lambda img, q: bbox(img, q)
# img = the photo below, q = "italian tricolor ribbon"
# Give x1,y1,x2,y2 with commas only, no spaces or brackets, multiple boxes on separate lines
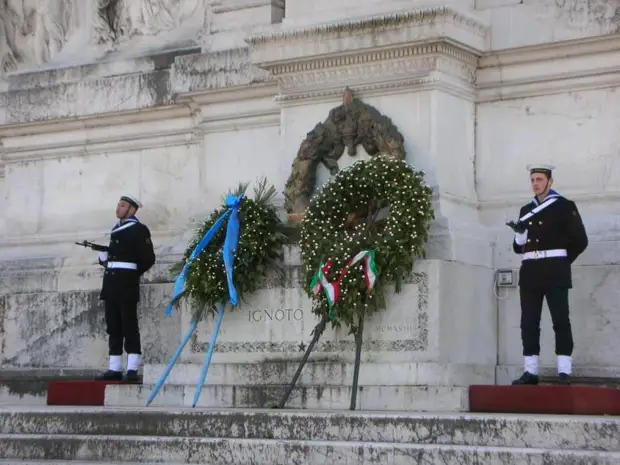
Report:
310,250,379,320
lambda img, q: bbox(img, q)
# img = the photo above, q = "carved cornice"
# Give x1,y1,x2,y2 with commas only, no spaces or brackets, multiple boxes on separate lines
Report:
247,6,488,53
246,7,488,103
273,42,479,103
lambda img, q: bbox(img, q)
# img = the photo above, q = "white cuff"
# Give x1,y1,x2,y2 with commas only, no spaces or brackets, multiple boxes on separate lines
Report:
127,353,142,371
524,355,539,375
557,355,572,375
98,251,108,262
514,231,528,246
109,355,122,372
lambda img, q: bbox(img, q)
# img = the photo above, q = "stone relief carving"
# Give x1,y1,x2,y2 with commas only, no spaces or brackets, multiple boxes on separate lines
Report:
0,0,115,73
0,0,210,74
537,0,620,31
112,0,207,41
283,87,406,214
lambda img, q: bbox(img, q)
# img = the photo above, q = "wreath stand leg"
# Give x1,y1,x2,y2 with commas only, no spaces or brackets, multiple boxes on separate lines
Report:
277,315,329,409
146,319,198,407
349,309,365,411
191,303,226,407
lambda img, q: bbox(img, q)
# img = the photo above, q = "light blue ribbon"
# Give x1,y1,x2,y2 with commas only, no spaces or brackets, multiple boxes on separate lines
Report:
165,194,244,316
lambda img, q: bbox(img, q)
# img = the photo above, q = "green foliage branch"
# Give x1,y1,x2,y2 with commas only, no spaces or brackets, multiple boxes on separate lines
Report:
170,179,289,322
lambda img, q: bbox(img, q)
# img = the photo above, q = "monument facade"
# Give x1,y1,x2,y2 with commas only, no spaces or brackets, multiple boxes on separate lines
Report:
1,0,619,409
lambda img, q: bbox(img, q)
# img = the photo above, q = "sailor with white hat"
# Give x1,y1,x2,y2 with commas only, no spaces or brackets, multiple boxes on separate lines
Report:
506,164,588,386
95,194,155,382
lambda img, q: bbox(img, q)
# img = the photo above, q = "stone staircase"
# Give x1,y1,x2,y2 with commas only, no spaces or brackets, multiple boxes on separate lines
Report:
0,405,619,464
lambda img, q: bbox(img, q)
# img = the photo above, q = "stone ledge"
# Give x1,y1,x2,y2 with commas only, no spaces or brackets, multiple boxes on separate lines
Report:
2,407,617,451
142,361,494,387
5,433,620,465
171,47,271,95
477,35,620,102
0,105,198,163
247,6,489,56
105,383,470,412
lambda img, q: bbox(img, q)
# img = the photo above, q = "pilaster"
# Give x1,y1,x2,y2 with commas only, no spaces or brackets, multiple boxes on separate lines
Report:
246,5,492,267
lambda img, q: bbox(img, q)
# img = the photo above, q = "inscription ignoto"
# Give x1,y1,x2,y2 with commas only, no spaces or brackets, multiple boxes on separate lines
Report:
249,309,304,322
190,272,430,353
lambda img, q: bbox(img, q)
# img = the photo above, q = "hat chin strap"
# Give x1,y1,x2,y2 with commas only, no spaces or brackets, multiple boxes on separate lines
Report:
537,179,552,201
120,207,136,221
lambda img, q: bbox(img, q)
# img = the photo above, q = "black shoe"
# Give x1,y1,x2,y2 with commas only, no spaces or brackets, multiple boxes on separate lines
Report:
124,370,140,382
512,371,539,385
95,370,123,381
558,373,571,385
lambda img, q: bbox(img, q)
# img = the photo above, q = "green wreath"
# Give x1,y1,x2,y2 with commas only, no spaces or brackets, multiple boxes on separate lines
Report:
299,155,434,330
170,179,289,322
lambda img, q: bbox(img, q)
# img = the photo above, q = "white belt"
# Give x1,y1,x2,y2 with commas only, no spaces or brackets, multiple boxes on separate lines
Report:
107,261,138,270
522,249,567,261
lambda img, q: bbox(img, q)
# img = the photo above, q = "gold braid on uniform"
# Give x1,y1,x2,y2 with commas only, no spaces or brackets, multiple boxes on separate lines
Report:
170,179,289,322
299,155,434,332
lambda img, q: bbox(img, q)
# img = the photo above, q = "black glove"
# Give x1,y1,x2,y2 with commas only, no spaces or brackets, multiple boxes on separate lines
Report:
506,220,527,234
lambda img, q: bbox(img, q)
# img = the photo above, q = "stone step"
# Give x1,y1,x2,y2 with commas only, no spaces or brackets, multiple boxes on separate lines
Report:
1,406,618,451
0,459,172,465
1,434,619,464
104,383,470,411
0,369,102,406
141,361,493,386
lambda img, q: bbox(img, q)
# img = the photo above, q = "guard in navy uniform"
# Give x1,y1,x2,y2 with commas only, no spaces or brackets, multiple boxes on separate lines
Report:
95,195,156,381
506,165,588,386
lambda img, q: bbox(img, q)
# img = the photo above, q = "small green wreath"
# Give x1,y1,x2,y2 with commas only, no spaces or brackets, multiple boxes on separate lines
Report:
170,179,289,322
299,155,434,331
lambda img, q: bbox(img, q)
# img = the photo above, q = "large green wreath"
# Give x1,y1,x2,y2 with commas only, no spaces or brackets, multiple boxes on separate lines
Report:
299,155,434,330
170,179,289,322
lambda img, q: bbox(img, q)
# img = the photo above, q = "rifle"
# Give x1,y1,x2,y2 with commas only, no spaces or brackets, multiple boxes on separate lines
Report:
74,240,109,252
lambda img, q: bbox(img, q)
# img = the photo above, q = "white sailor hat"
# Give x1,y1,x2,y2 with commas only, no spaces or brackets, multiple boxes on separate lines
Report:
119,195,143,209
526,164,555,176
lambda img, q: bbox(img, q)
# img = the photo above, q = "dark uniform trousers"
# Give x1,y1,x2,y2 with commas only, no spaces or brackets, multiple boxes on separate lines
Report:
520,286,573,356
99,217,156,358
105,293,142,356
513,195,588,358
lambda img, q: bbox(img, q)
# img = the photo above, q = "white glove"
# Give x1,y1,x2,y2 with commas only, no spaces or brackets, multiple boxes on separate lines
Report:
98,251,108,262
515,231,528,246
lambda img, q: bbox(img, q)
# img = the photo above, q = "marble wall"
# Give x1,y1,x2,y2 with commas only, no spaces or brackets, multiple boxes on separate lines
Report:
478,86,620,379
0,1,619,384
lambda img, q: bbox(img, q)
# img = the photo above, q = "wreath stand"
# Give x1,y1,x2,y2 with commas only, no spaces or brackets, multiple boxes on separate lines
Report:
278,205,379,411
277,310,366,411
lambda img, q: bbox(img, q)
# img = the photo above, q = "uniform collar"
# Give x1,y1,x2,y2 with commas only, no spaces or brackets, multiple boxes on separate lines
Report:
532,189,561,206
120,216,139,225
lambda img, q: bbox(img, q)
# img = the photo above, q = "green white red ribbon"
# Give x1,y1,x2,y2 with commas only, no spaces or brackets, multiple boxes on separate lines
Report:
310,250,379,320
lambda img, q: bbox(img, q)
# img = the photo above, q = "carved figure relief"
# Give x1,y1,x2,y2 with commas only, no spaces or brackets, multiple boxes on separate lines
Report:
112,0,207,41
0,0,209,74
283,88,406,215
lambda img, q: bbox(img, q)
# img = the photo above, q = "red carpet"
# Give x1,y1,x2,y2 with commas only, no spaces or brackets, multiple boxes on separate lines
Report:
469,385,620,415
47,380,139,406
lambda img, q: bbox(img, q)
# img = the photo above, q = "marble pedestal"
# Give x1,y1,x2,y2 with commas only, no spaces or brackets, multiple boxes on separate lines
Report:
105,249,496,411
